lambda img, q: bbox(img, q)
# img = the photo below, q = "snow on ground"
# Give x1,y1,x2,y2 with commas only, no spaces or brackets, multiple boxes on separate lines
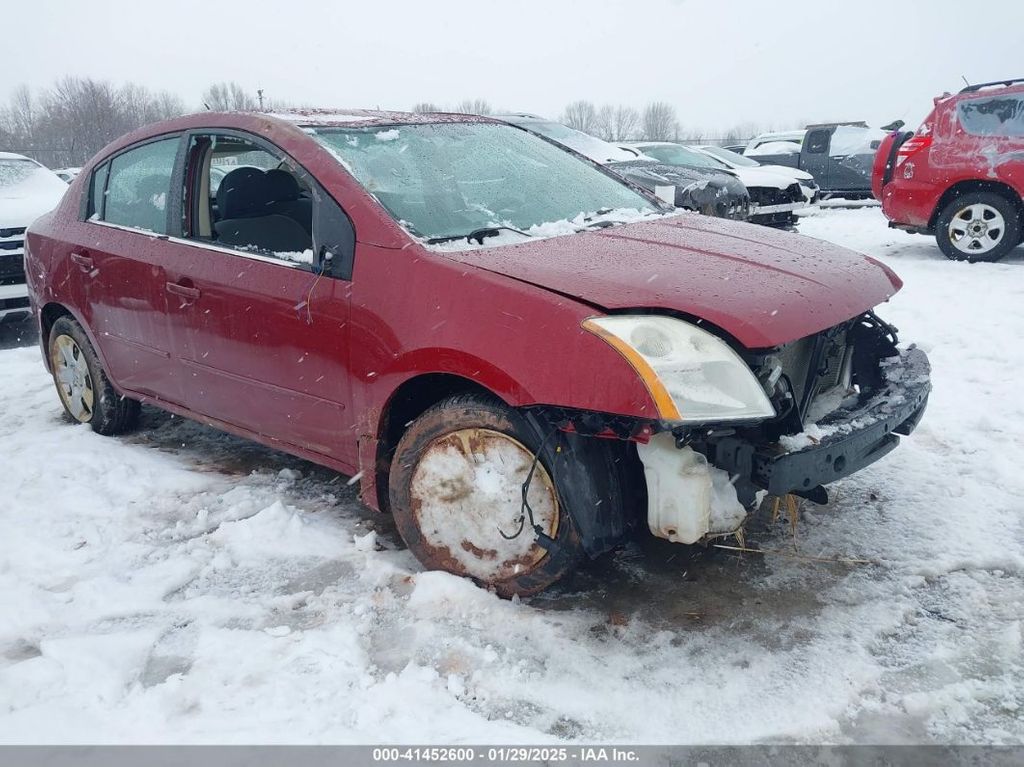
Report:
0,206,1022,744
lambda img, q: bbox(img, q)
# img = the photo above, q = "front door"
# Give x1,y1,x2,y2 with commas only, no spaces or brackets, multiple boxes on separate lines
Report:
801,128,832,189
165,132,355,465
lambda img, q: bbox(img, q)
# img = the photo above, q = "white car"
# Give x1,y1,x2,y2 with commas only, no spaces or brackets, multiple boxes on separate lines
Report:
624,142,813,227
696,145,820,206
0,153,68,322
744,130,807,155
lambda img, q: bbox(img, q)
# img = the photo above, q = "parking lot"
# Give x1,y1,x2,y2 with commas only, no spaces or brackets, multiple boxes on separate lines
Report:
1,204,1021,744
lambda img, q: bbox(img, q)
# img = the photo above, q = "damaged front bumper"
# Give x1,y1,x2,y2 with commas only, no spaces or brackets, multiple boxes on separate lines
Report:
637,346,930,544
714,346,931,501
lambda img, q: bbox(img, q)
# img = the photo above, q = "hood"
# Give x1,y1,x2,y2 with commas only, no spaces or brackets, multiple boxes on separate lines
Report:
0,168,68,229
606,160,748,211
761,164,815,182
439,213,900,349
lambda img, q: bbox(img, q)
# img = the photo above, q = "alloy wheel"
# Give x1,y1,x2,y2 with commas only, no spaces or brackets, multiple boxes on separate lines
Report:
948,203,1006,255
51,334,95,422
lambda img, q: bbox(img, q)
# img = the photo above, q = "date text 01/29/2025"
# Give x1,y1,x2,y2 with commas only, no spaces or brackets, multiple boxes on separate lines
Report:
371,746,641,762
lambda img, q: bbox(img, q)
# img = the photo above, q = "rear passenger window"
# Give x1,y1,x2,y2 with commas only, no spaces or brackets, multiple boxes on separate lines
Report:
958,96,1024,137
102,138,180,234
87,162,109,220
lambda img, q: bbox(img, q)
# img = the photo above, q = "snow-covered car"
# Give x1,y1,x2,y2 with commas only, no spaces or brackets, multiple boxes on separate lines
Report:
745,130,807,155
1,152,68,322
52,167,82,184
626,141,812,227
497,114,750,220
25,109,930,597
697,145,820,206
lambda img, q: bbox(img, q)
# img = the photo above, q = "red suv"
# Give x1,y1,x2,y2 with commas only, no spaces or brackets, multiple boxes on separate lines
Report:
874,78,1024,262
25,110,930,596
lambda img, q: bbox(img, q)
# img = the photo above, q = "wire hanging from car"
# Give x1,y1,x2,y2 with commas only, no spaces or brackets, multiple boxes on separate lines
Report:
298,247,331,325
499,426,558,541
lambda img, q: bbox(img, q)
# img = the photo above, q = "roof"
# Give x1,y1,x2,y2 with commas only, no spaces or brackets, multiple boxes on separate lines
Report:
259,108,500,128
959,77,1024,93
0,151,35,162
73,108,510,174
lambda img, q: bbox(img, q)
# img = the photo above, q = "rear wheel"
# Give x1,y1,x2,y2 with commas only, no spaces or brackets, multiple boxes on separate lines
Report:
48,316,140,435
388,395,596,597
935,192,1021,262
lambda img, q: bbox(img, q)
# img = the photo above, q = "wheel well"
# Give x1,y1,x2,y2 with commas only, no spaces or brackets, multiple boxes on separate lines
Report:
373,373,500,511
39,303,73,354
929,180,1024,231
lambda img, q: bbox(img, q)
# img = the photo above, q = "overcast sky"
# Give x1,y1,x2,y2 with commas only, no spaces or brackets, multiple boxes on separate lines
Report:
6,0,1023,135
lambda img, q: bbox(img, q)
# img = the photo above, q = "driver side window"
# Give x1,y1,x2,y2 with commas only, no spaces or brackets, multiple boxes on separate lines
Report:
805,130,830,154
185,134,314,264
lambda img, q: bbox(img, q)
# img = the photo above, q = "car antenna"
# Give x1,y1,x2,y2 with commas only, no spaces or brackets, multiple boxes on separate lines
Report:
961,75,971,88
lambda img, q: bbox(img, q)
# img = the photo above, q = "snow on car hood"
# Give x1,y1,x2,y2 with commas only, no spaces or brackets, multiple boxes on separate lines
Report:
0,165,68,229
760,164,815,182
439,213,901,348
728,166,802,191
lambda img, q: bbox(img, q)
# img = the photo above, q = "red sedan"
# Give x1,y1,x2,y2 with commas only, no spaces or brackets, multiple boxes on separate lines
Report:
25,109,930,595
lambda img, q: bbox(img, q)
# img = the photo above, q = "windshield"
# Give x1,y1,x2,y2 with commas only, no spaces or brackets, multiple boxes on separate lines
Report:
0,158,69,199
512,121,641,164
699,145,760,168
637,144,724,170
0,158,45,188
312,122,658,241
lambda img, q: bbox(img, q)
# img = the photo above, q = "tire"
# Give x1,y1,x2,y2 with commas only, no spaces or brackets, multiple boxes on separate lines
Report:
388,394,598,597
48,316,140,435
935,192,1021,263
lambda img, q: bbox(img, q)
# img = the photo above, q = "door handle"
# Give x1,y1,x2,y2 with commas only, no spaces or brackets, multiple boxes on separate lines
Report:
70,252,94,271
165,281,201,301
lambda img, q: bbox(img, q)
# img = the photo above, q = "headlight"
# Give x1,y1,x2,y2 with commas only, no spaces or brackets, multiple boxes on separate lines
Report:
582,315,776,423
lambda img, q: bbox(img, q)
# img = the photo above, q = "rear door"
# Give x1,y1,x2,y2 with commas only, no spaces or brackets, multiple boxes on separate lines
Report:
75,135,187,404
165,131,357,464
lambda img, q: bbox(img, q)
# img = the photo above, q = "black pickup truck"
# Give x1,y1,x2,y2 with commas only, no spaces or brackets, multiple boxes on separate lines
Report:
746,122,886,199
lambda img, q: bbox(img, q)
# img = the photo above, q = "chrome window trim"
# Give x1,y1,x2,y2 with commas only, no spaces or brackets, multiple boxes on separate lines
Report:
85,220,306,270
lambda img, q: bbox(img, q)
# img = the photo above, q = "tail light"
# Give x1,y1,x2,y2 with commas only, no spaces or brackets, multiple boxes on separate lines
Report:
896,135,933,164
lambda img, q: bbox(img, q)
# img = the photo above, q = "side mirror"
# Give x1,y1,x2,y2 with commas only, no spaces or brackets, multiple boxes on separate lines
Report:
312,196,355,280
315,244,342,275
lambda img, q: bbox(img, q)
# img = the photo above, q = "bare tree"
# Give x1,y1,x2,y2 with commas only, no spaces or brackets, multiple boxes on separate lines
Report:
562,100,597,134
641,101,679,141
202,81,257,112
4,86,37,143
412,102,441,113
1,77,187,166
121,83,185,126
594,105,615,140
454,98,492,115
611,105,640,141
44,77,125,164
